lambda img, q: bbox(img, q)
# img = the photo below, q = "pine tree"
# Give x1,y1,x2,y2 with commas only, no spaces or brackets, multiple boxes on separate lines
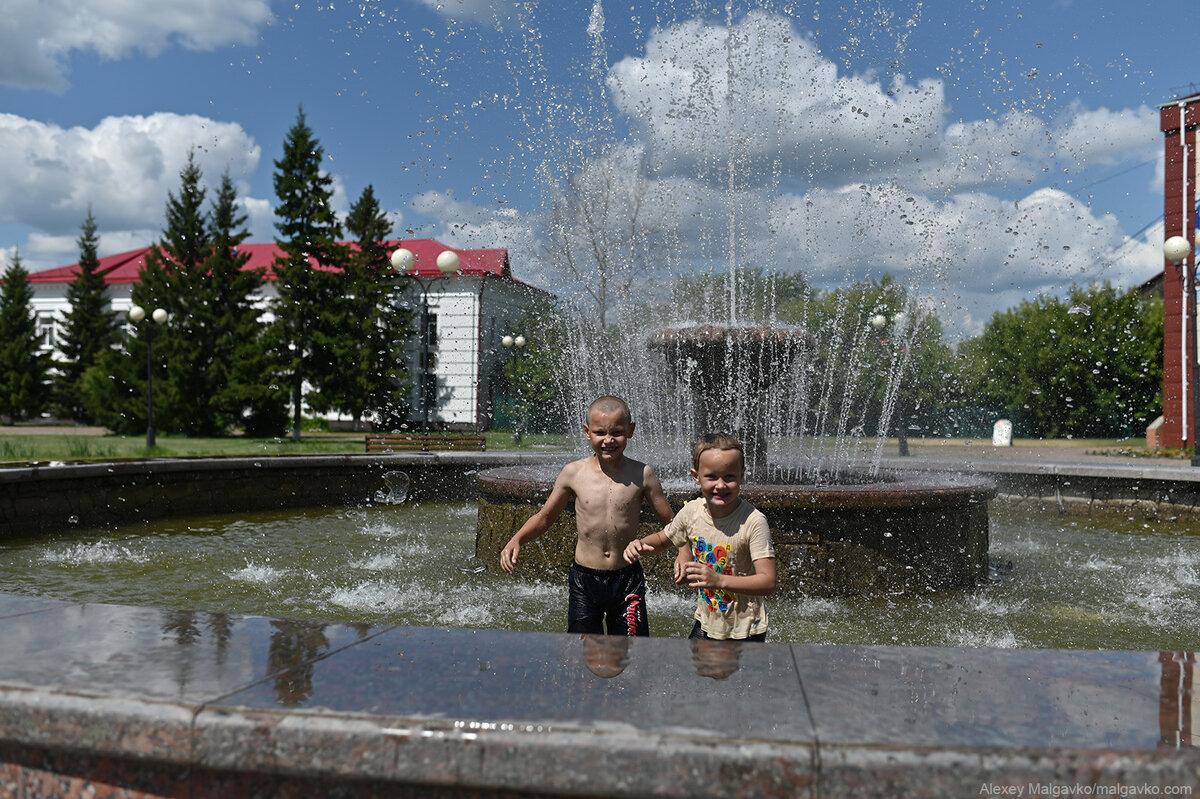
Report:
0,251,50,422
317,185,412,429
206,171,285,436
54,209,118,422
87,155,205,439
269,108,345,439
144,151,208,435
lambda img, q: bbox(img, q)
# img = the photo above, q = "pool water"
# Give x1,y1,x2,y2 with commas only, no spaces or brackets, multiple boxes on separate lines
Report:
1,501,1196,650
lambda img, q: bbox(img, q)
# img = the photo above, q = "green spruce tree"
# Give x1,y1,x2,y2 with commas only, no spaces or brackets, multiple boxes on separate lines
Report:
143,151,208,435
82,156,202,440
314,184,412,429
54,209,118,422
0,251,50,422
269,108,345,439
206,171,286,436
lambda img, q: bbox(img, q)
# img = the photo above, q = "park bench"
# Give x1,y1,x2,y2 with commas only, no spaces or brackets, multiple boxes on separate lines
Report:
364,433,487,453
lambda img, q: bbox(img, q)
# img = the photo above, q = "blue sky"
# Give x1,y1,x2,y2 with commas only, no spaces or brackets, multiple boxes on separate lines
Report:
0,0,1195,336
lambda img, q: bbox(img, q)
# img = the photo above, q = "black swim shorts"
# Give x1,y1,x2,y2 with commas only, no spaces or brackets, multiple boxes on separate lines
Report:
567,561,649,636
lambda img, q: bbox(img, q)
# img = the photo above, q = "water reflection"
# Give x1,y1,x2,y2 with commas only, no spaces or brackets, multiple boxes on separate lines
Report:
690,638,743,680
267,620,331,706
0,595,1191,750
1159,652,1197,749
581,634,630,678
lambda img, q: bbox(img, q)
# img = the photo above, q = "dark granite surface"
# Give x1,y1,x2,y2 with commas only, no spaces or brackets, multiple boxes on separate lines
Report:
0,591,1192,756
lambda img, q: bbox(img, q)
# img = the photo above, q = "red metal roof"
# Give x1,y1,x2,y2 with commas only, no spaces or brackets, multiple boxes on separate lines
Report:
29,238,512,285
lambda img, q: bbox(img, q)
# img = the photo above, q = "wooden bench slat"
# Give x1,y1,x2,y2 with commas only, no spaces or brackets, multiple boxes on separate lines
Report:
365,434,487,453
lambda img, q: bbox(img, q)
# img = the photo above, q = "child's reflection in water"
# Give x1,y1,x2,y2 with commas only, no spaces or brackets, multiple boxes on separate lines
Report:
579,634,742,681
582,634,631,678
690,638,741,680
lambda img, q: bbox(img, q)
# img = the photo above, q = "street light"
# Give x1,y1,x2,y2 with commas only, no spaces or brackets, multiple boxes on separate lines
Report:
128,305,168,449
1164,235,1200,466
871,312,910,457
501,333,527,444
389,247,461,434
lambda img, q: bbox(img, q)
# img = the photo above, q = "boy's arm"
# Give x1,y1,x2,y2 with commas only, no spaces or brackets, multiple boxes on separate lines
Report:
682,557,776,596
642,466,690,583
623,530,673,564
642,465,675,526
500,470,575,574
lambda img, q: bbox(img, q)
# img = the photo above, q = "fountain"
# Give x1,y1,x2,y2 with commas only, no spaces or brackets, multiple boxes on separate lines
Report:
478,309,993,599
645,324,811,481
465,2,997,596
480,303,993,601
0,5,1192,796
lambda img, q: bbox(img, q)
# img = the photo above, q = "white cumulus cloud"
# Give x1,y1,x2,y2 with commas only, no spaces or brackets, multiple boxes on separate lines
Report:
0,112,262,237
0,0,272,91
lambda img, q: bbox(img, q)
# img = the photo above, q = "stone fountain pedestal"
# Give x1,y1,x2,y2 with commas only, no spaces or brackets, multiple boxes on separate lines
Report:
476,465,994,597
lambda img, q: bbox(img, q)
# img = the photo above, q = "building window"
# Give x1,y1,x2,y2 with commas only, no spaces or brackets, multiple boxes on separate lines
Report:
35,312,58,350
423,313,438,348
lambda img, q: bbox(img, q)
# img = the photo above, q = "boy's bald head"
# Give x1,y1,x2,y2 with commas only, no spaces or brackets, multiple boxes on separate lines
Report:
587,395,631,426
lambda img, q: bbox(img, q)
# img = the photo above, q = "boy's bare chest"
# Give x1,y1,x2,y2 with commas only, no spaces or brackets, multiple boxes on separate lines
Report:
573,479,643,515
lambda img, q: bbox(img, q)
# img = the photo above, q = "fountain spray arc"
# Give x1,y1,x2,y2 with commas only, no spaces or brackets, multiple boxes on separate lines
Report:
476,2,992,597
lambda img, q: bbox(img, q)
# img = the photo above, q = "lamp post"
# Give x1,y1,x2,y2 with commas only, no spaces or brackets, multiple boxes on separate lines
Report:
1164,235,1200,465
389,247,460,434
501,333,527,444
128,305,168,449
871,312,910,457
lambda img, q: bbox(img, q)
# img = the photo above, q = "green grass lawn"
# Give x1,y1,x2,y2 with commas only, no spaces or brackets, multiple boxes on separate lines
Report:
0,429,574,464
0,425,1156,465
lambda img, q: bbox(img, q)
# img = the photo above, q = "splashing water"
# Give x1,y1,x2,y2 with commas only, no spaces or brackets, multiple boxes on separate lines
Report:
438,2,952,479
374,471,411,505
3,502,1199,650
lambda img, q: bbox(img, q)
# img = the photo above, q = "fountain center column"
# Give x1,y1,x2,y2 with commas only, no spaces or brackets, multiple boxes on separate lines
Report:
646,325,811,481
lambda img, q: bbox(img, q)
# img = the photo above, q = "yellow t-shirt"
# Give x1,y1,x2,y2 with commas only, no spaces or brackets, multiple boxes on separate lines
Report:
663,498,774,640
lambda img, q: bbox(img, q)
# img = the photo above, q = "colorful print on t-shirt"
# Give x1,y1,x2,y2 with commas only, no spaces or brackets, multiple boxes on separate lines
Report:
693,536,734,612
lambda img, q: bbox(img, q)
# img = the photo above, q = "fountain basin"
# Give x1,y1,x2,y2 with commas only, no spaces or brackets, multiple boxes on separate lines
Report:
476,465,995,596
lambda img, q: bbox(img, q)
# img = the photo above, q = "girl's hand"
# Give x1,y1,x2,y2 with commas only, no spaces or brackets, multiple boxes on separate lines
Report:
672,549,690,584
623,538,652,563
683,561,723,590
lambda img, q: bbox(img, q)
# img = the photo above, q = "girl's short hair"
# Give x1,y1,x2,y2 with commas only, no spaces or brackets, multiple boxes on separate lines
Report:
692,432,745,470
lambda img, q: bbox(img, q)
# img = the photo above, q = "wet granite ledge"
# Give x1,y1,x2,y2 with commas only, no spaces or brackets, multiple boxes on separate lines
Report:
0,593,1196,798
0,453,551,540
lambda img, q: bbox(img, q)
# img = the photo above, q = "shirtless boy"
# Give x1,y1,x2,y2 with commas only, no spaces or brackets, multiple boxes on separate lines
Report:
499,395,675,635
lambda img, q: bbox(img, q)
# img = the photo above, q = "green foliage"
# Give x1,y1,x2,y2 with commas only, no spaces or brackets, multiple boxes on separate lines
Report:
673,266,813,324
205,172,287,437
141,151,209,435
53,210,119,422
0,252,50,421
310,184,412,430
777,274,962,440
80,156,288,438
79,346,142,435
500,297,572,435
960,283,1162,439
269,108,346,439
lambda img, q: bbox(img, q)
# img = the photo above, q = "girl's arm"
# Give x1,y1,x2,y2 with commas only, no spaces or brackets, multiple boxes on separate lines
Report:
623,530,673,563
682,557,776,596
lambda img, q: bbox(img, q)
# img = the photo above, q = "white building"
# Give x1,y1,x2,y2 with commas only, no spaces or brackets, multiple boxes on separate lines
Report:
28,238,551,431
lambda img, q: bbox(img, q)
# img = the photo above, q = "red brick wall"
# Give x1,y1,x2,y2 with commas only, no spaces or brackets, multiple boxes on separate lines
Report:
1160,102,1199,449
